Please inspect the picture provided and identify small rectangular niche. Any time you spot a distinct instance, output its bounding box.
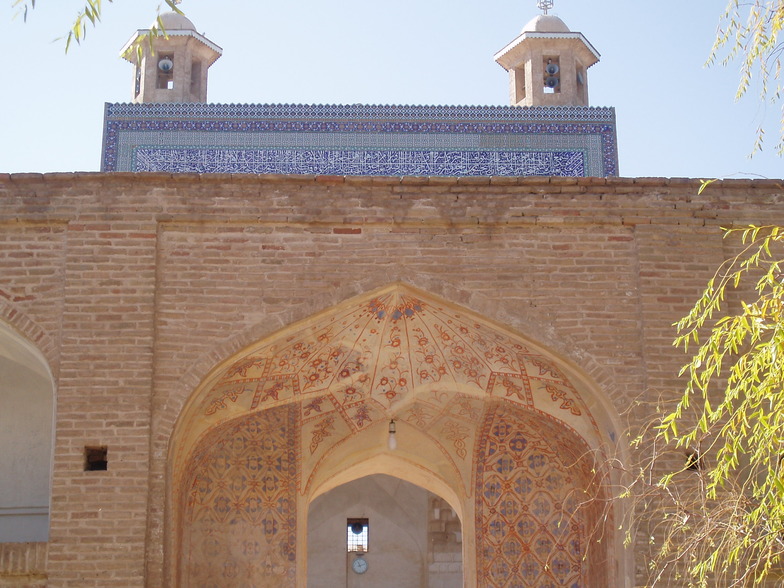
[84,446,108,471]
[346,518,368,552]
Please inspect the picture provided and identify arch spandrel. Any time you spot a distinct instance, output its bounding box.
[173,283,615,494]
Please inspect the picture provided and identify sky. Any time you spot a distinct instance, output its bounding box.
[1,0,782,179]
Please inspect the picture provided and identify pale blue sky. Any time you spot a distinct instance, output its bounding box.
[1,0,781,178]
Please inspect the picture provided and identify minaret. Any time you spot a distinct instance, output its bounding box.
[494,1,600,107]
[120,12,222,103]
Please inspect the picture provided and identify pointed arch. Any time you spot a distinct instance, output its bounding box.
[169,283,626,586]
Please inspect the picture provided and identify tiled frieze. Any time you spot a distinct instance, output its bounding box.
[101,103,618,176]
[133,147,587,177]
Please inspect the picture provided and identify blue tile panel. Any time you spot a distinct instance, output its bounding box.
[101,103,618,177]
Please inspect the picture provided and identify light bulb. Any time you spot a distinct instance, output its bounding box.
[387,419,397,450]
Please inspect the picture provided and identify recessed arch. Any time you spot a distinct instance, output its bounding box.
[0,320,55,543]
[169,282,626,586]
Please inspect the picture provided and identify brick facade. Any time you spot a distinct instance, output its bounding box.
[1,172,783,586]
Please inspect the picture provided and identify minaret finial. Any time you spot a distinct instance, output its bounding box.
[537,0,554,15]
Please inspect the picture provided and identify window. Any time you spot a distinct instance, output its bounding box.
[346,518,368,552]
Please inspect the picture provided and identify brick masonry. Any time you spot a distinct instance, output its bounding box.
[0,173,783,586]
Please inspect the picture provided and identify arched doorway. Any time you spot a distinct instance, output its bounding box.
[307,474,463,587]
[170,283,623,586]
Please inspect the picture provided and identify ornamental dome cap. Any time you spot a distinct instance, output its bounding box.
[152,11,196,31]
[521,14,570,33]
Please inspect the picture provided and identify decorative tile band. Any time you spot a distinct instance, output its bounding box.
[104,102,617,122]
[133,147,586,176]
[102,103,618,176]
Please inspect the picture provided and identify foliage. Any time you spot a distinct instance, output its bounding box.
[710,1,784,154]
[11,0,182,52]
[629,224,784,586]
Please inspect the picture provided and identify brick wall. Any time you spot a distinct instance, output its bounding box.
[0,173,782,586]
